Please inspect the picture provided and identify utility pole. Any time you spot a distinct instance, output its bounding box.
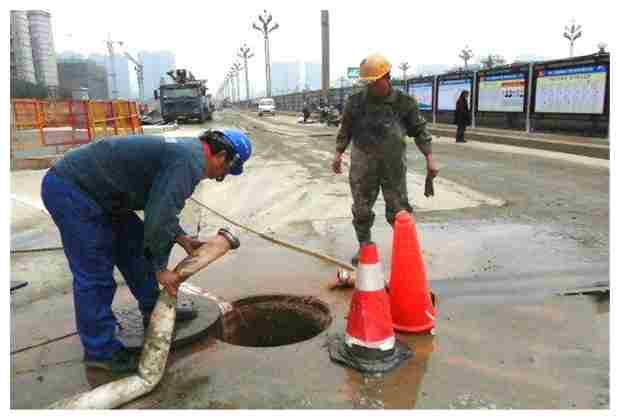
[232,62,243,104]
[253,10,279,97]
[399,61,410,86]
[459,45,473,70]
[105,33,123,99]
[563,19,582,57]
[238,44,254,102]
[321,10,330,102]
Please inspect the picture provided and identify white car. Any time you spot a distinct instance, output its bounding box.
[258,98,276,116]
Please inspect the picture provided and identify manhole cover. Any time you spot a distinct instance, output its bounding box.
[112,292,221,350]
[214,294,332,347]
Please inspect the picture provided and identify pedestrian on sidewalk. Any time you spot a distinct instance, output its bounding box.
[40,129,252,373]
[302,101,310,123]
[454,90,471,143]
[331,53,438,266]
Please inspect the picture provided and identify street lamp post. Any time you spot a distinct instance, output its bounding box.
[564,19,582,57]
[232,62,243,104]
[399,61,410,89]
[229,70,237,103]
[459,45,473,70]
[238,44,254,102]
[227,72,233,103]
[253,10,279,98]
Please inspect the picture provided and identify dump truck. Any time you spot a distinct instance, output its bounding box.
[154,69,213,124]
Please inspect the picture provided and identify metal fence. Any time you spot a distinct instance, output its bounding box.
[11,98,143,156]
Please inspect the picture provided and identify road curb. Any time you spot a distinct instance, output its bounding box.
[428,127,609,160]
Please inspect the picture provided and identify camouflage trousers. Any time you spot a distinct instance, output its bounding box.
[348,145,413,244]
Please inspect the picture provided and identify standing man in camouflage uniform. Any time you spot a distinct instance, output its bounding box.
[331,54,438,265]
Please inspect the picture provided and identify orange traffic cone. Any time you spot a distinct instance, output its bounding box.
[328,242,412,373]
[389,210,437,333]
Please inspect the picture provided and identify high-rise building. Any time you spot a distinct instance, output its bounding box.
[57,58,109,100]
[89,53,132,99]
[304,62,321,90]
[27,10,59,88]
[10,11,36,84]
[271,62,301,95]
[139,51,175,99]
[11,9,60,91]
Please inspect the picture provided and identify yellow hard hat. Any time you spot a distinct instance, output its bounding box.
[359,54,392,82]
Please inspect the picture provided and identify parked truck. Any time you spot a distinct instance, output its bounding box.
[154,69,213,124]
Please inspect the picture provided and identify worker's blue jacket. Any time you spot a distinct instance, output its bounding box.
[52,135,205,272]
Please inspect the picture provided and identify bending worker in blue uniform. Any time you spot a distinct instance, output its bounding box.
[41,128,252,373]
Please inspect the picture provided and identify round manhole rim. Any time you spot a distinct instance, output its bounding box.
[214,293,332,348]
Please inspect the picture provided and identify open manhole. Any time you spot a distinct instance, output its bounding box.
[214,294,332,347]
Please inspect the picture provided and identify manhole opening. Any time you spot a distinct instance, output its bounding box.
[214,294,332,347]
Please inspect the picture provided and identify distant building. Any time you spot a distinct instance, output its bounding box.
[10,11,36,84]
[89,53,132,99]
[271,62,301,95]
[57,50,85,61]
[10,10,59,90]
[27,10,59,89]
[304,62,321,90]
[57,58,109,100]
[139,51,175,99]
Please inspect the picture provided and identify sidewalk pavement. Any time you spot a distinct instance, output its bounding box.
[267,110,609,160]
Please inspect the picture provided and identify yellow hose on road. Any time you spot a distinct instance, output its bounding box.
[189,197,355,271]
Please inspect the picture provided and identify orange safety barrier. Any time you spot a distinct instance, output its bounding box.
[11,98,143,152]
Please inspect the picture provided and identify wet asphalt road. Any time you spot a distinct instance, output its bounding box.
[10,110,609,408]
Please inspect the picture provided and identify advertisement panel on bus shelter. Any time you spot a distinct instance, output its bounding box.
[478,72,526,112]
[534,65,607,114]
[437,78,471,111]
[408,82,433,111]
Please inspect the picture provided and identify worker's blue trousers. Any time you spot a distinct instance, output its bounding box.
[41,170,159,360]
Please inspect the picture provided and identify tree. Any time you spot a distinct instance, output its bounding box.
[11,78,49,99]
[480,54,507,69]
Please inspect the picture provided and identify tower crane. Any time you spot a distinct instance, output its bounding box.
[123,51,144,101]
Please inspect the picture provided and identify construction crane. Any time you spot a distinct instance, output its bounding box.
[123,51,144,101]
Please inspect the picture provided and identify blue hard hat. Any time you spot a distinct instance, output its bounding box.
[207,128,252,176]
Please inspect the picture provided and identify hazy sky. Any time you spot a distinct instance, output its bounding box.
[11,0,614,95]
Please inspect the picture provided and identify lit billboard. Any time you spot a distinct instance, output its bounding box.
[534,65,607,114]
[408,82,433,111]
[438,79,471,111]
[478,73,525,112]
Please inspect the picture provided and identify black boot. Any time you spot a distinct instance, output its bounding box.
[84,347,140,373]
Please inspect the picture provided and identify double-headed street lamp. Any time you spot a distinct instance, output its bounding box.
[252,10,279,98]
[238,44,254,101]
[563,19,582,57]
[399,61,410,86]
[459,45,473,70]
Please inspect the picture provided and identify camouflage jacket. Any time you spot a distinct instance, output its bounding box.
[336,87,432,153]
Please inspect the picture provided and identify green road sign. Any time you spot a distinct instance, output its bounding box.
[347,67,360,79]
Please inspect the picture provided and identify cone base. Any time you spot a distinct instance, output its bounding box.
[328,333,412,373]
[393,320,435,334]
